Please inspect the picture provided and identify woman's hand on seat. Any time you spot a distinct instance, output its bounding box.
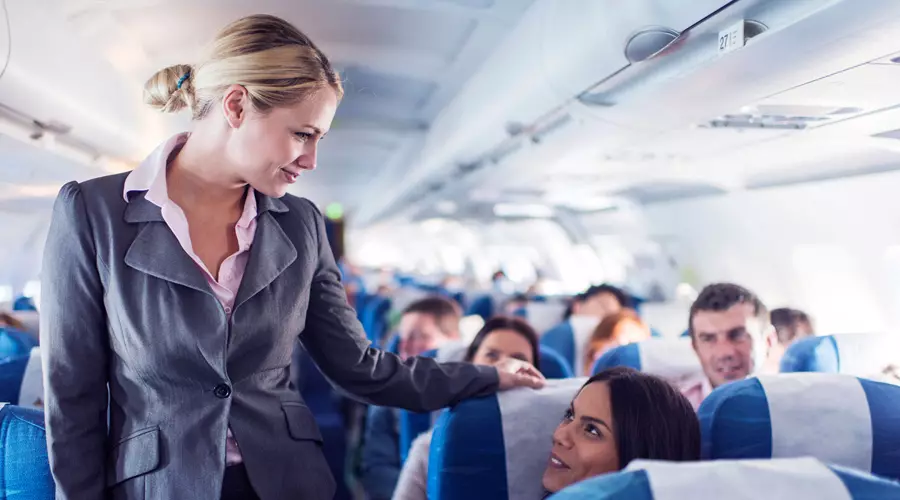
[496,358,545,390]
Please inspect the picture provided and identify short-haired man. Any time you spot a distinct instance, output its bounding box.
[681,283,776,410]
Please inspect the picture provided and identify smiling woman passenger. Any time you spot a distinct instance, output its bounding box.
[542,367,700,494]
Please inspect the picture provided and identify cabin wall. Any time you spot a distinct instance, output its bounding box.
[585,168,900,335]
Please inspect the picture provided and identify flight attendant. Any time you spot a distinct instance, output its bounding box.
[40,14,543,500]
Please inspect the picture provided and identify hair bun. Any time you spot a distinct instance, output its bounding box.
[143,64,194,113]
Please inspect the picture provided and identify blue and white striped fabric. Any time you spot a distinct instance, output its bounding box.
[699,374,900,480]
[0,404,55,499]
[399,344,573,462]
[591,338,702,382]
[547,458,900,499]
[779,333,899,376]
[541,315,601,376]
[428,378,587,500]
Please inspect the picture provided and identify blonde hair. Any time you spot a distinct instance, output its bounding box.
[144,14,343,119]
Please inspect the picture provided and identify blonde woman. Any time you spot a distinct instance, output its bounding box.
[40,14,543,500]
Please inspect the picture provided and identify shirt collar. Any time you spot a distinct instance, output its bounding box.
[123,133,259,226]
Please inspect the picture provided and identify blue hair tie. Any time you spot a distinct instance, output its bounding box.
[176,71,190,90]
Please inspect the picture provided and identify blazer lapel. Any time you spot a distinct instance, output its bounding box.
[234,193,296,311]
[123,193,214,297]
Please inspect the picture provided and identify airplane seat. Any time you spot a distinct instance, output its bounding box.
[360,296,392,344]
[540,322,575,371]
[293,346,351,500]
[12,296,36,312]
[680,329,691,338]
[465,295,495,321]
[0,327,38,362]
[0,347,41,409]
[524,301,566,335]
[510,306,527,319]
[0,355,29,404]
[591,338,702,383]
[398,341,468,462]
[698,374,900,481]
[538,345,573,379]
[428,378,587,499]
[0,404,54,500]
[546,458,900,500]
[540,315,600,377]
[649,327,662,338]
[779,333,900,376]
[383,334,401,354]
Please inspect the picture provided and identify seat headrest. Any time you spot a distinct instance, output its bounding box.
[699,374,900,480]
[525,301,567,334]
[399,341,469,461]
[428,377,587,499]
[0,405,54,497]
[547,458,900,500]
[780,333,900,376]
[592,338,702,381]
[539,346,573,379]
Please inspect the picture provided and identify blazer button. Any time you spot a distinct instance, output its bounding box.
[214,384,232,399]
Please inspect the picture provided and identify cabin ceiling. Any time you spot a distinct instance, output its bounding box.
[0,0,534,214]
[3,0,900,224]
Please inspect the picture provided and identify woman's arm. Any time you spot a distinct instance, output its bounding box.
[297,199,498,413]
[40,182,110,499]
[392,430,432,500]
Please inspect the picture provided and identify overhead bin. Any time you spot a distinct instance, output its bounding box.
[361,0,738,223]
[364,0,900,224]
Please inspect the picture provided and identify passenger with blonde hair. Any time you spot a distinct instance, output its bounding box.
[40,14,543,500]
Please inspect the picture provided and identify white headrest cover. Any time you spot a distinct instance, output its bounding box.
[640,338,702,380]
[501,377,587,499]
[630,458,851,500]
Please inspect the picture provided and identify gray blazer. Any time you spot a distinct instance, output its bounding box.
[39,173,499,500]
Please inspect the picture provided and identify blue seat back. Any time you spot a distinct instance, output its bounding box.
[12,296,36,311]
[540,322,575,373]
[0,356,29,405]
[538,346,572,379]
[591,338,702,382]
[398,344,573,463]
[465,295,494,321]
[547,458,900,500]
[0,404,54,499]
[0,328,38,362]
[699,374,900,480]
[360,296,392,344]
[428,378,586,499]
[779,333,898,376]
[398,342,468,462]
